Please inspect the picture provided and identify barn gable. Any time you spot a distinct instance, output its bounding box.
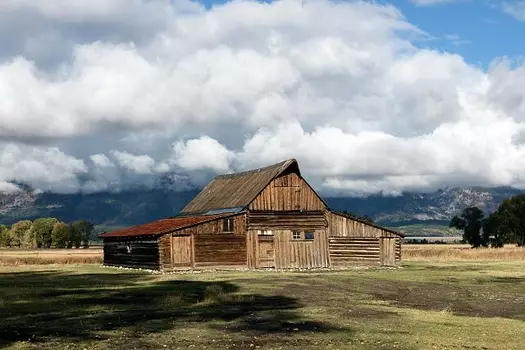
[180,158,327,215]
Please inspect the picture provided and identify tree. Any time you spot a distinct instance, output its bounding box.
[0,224,9,247]
[51,222,70,248]
[71,220,94,248]
[497,195,525,247]
[32,218,58,248]
[8,220,33,248]
[449,207,486,248]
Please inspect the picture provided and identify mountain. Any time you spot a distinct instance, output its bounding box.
[0,185,522,228]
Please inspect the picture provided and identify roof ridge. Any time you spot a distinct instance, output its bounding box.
[214,158,296,179]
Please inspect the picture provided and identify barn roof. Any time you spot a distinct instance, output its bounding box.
[181,158,303,214]
[99,213,233,238]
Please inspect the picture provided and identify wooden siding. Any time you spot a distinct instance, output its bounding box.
[247,211,326,230]
[247,229,329,269]
[328,237,380,267]
[173,214,245,236]
[249,173,326,211]
[327,212,399,238]
[104,237,160,270]
[194,235,247,267]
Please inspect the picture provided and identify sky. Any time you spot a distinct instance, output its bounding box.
[0,0,525,196]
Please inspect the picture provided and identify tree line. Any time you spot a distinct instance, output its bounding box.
[0,218,95,249]
[450,194,525,248]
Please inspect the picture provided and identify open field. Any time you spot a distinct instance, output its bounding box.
[1,261,525,349]
[0,248,103,265]
[3,244,525,266]
[403,244,525,261]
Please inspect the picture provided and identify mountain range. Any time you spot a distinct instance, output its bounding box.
[0,184,522,229]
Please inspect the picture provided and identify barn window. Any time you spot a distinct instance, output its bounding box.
[126,243,132,253]
[292,231,301,240]
[223,218,235,233]
[305,231,314,240]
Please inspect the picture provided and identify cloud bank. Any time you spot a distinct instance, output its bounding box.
[1,0,525,195]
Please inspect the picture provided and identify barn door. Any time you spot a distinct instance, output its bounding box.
[171,235,192,268]
[258,235,275,268]
[380,238,396,266]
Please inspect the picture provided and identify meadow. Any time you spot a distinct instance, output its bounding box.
[1,247,525,349]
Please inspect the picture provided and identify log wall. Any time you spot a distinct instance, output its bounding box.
[249,173,326,211]
[103,237,160,270]
[328,237,380,267]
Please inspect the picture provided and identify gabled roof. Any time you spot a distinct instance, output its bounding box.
[181,158,301,214]
[99,213,233,238]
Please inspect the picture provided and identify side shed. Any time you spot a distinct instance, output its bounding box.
[327,211,402,266]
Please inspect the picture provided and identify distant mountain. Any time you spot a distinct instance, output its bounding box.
[0,185,522,227]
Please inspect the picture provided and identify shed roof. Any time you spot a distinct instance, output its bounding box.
[99,213,233,238]
[181,158,300,214]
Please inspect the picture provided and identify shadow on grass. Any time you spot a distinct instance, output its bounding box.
[0,270,342,347]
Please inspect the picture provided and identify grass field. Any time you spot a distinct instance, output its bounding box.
[0,248,102,265]
[1,259,525,349]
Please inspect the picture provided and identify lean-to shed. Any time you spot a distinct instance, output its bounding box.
[100,159,403,270]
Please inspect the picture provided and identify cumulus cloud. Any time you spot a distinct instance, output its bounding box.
[0,0,525,195]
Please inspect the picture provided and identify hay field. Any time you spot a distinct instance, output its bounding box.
[0,248,103,265]
[403,244,525,261]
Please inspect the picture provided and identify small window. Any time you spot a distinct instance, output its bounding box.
[126,243,132,253]
[223,218,234,233]
[292,231,301,240]
[305,231,314,240]
[259,230,273,236]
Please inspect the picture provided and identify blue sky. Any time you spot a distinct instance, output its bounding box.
[393,0,525,68]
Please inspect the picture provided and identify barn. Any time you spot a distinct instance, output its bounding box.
[100,159,403,270]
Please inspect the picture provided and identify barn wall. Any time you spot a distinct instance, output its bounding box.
[327,212,399,238]
[247,211,326,230]
[194,235,247,267]
[328,237,380,267]
[247,229,329,269]
[103,237,160,270]
[159,214,247,270]
[174,214,245,236]
[326,212,402,266]
[249,172,326,211]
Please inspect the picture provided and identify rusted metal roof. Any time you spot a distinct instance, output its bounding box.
[99,213,233,238]
[181,158,299,214]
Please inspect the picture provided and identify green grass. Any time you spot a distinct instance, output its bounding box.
[1,262,525,349]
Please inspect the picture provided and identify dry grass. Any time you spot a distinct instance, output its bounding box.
[0,248,103,265]
[403,244,525,261]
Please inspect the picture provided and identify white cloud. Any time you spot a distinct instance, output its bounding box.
[502,1,525,20]
[0,143,87,193]
[109,150,157,175]
[172,136,235,173]
[0,0,524,195]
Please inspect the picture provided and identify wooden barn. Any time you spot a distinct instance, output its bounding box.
[100,159,403,270]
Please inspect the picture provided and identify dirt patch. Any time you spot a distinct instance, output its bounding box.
[369,279,525,320]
